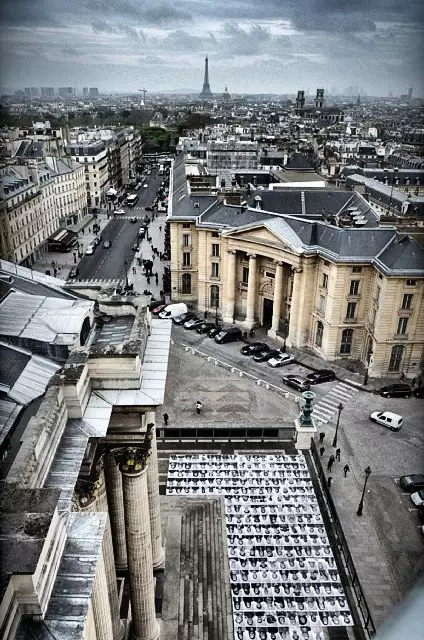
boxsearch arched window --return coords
[210,285,219,308]
[340,328,353,354]
[388,345,404,372]
[181,273,191,294]
[315,321,324,347]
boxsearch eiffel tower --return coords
[199,55,213,100]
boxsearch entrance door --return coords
[263,298,273,327]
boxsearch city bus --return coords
[126,194,138,207]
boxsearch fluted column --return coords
[288,266,303,346]
[269,261,284,338]
[245,253,257,327]
[224,249,237,322]
[145,417,165,568]
[120,450,159,640]
[92,544,114,640]
[105,453,128,570]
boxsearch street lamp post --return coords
[124,260,129,289]
[357,466,372,516]
[332,403,344,448]
[282,319,289,353]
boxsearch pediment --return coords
[228,226,296,253]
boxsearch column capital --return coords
[291,265,303,274]
[116,447,151,476]
[274,260,284,267]
[247,252,257,259]
[227,249,237,255]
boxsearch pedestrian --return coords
[132,266,136,274]
[81,228,84,234]
[411,377,416,388]
[327,477,333,489]
[155,274,159,285]
[319,446,325,457]
[319,432,325,444]
[88,227,91,233]
[335,448,341,461]
[243,331,248,340]
[327,455,335,472]
[196,400,202,415]
[400,371,405,381]
[159,225,162,232]
[160,290,164,298]
[53,268,57,278]
[147,276,150,284]
[204,310,208,320]
[343,464,350,477]
[249,328,255,338]
[163,412,169,426]
[417,376,422,388]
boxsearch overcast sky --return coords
[0,0,423,96]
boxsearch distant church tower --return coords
[199,55,213,100]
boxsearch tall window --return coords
[349,280,360,296]
[396,317,408,335]
[183,252,191,267]
[346,302,357,319]
[183,233,190,246]
[402,293,413,310]
[340,329,353,354]
[211,262,219,278]
[182,273,191,294]
[389,345,404,372]
[318,295,326,314]
[242,267,249,284]
[315,321,324,347]
[210,285,219,308]
[212,243,220,257]
[322,273,328,289]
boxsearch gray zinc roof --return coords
[375,235,424,274]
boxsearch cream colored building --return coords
[45,156,87,226]
[168,154,424,379]
[66,140,110,208]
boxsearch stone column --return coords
[145,417,165,568]
[120,450,160,640]
[105,453,128,571]
[245,253,257,327]
[269,261,284,338]
[224,249,237,322]
[92,541,114,640]
[288,266,303,346]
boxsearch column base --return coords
[152,547,165,569]
[267,328,278,339]
[243,319,255,330]
[115,561,128,572]
[294,417,317,450]
[131,619,160,640]
[222,314,234,323]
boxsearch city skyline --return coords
[0,1,423,96]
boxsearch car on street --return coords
[282,375,311,392]
[379,383,412,398]
[85,244,95,255]
[68,266,79,279]
[267,353,295,368]
[370,411,403,431]
[240,342,268,356]
[399,474,424,492]
[143,183,148,188]
[92,237,100,247]
[151,304,167,316]
[419,505,424,524]
[411,490,424,507]
[413,386,424,398]
[115,209,125,215]
[130,216,137,223]
[103,240,111,248]
[145,206,152,211]
[183,317,201,330]
[207,325,222,338]
[307,369,336,384]
[253,349,282,363]
[173,312,196,325]
[196,322,216,334]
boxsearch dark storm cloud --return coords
[91,18,142,40]
[0,0,62,26]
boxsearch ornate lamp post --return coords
[124,260,129,289]
[357,466,372,516]
[282,318,289,353]
[332,402,344,448]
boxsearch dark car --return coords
[413,386,424,398]
[253,349,281,363]
[400,475,424,492]
[68,266,79,279]
[145,206,152,211]
[92,237,100,247]
[130,216,137,223]
[173,312,196,325]
[196,322,216,334]
[282,375,311,392]
[379,383,412,398]
[207,325,222,338]
[307,369,336,384]
[240,342,268,356]
[419,504,424,524]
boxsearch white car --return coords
[267,353,295,368]
[370,411,403,431]
[85,245,95,255]
[143,183,148,188]
[115,209,125,215]
[411,490,424,507]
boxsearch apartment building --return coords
[65,141,109,208]
[45,156,87,226]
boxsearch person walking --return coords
[335,448,341,461]
[319,432,325,444]
[155,273,159,285]
[163,412,169,426]
[159,225,162,232]
[411,377,416,388]
[132,266,136,274]
[196,400,202,415]
[204,310,208,320]
[327,455,335,472]
[327,477,333,488]
[343,464,350,477]
[319,446,325,457]
[249,328,255,338]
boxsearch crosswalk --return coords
[311,382,358,425]
[67,277,125,286]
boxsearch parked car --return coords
[411,490,424,507]
[196,322,216,334]
[413,386,424,398]
[282,375,311,392]
[215,327,243,344]
[143,183,148,188]
[370,411,403,431]
[130,216,137,223]
[160,303,188,320]
[68,266,79,279]
[207,325,222,338]
[400,474,424,492]
[379,383,412,398]
[85,244,95,255]
[92,237,100,247]
[267,353,295,368]
[253,349,281,363]
[173,312,196,325]
[145,206,152,211]
[115,209,125,215]
[183,317,201,330]
[103,240,111,248]
[151,304,167,316]
[307,369,336,384]
[240,342,268,356]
